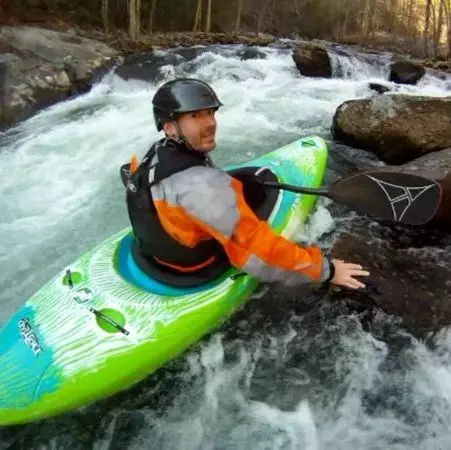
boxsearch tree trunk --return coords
[407,0,415,31]
[331,0,342,40]
[401,0,415,33]
[135,0,141,42]
[128,0,141,42]
[205,0,212,33]
[129,0,136,41]
[234,0,244,34]
[400,0,407,31]
[389,0,398,33]
[361,0,371,39]
[369,0,377,38]
[340,9,351,39]
[148,0,157,34]
[431,0,438,57]
[434,0,445,57]
[431,0,437,46]
[362,0,376,38]
[193,0,202,31]
[424,0,432,57]
[101,0,109,35]
[257,0,272,36]
[445,0,451,56]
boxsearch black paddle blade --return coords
[330,171,442,225]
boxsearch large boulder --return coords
[292,42,332,78]
[115,47,206,83]
[329,224,451,333]
[0,26,120,129]
[389,60,426,85]
[332,94,451,164]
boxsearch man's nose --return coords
[204,114,216,127]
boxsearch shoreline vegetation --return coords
[0,0,450,71]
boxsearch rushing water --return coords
[1,43,451,449]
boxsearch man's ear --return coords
[163,121,177,138]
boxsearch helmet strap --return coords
[173,120,196,151]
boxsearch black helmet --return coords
[152,78,223,131]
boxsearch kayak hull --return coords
[0,136,328,425]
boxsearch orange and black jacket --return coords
[126,138,332,286]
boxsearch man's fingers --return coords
[343,263,366,271]
[346,278,366,289]
[349,269,370,277]
[329,259,370,289]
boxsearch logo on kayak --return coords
[73,288,94,304]
[18,318,43,356]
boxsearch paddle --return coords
[257,170,443,226]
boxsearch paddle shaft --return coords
[259,180,331,198]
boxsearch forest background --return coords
[1,0,450,62]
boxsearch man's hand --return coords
[330,259,370,289]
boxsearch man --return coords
[125,78,369,289]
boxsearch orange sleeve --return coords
[182,177,330,285]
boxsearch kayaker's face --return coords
[163,108,217,152]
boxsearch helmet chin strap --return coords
[172,120,197,152]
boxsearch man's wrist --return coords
[324,258,335,285]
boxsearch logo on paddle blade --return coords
[367,175,436,222]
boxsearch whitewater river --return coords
[1,43,451,449]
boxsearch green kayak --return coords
[0,135,328,425]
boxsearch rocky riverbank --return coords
[0,26,281,130]
[0,27,122,130]
[1,25,450,131]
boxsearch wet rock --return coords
[436,171,451,226]
[329,224,451,333]
[0,26,120,130]
[54,71,71,88]
[389,60,426,85]
[332,94,451,164]
[107,411,146,450]
[368,82,391,94]
[0,425,21,450]
[115,47,205,82]
[434,59,451,72]
[237,47,267,61]
[425,65,451,80]
[292,42,332,78]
